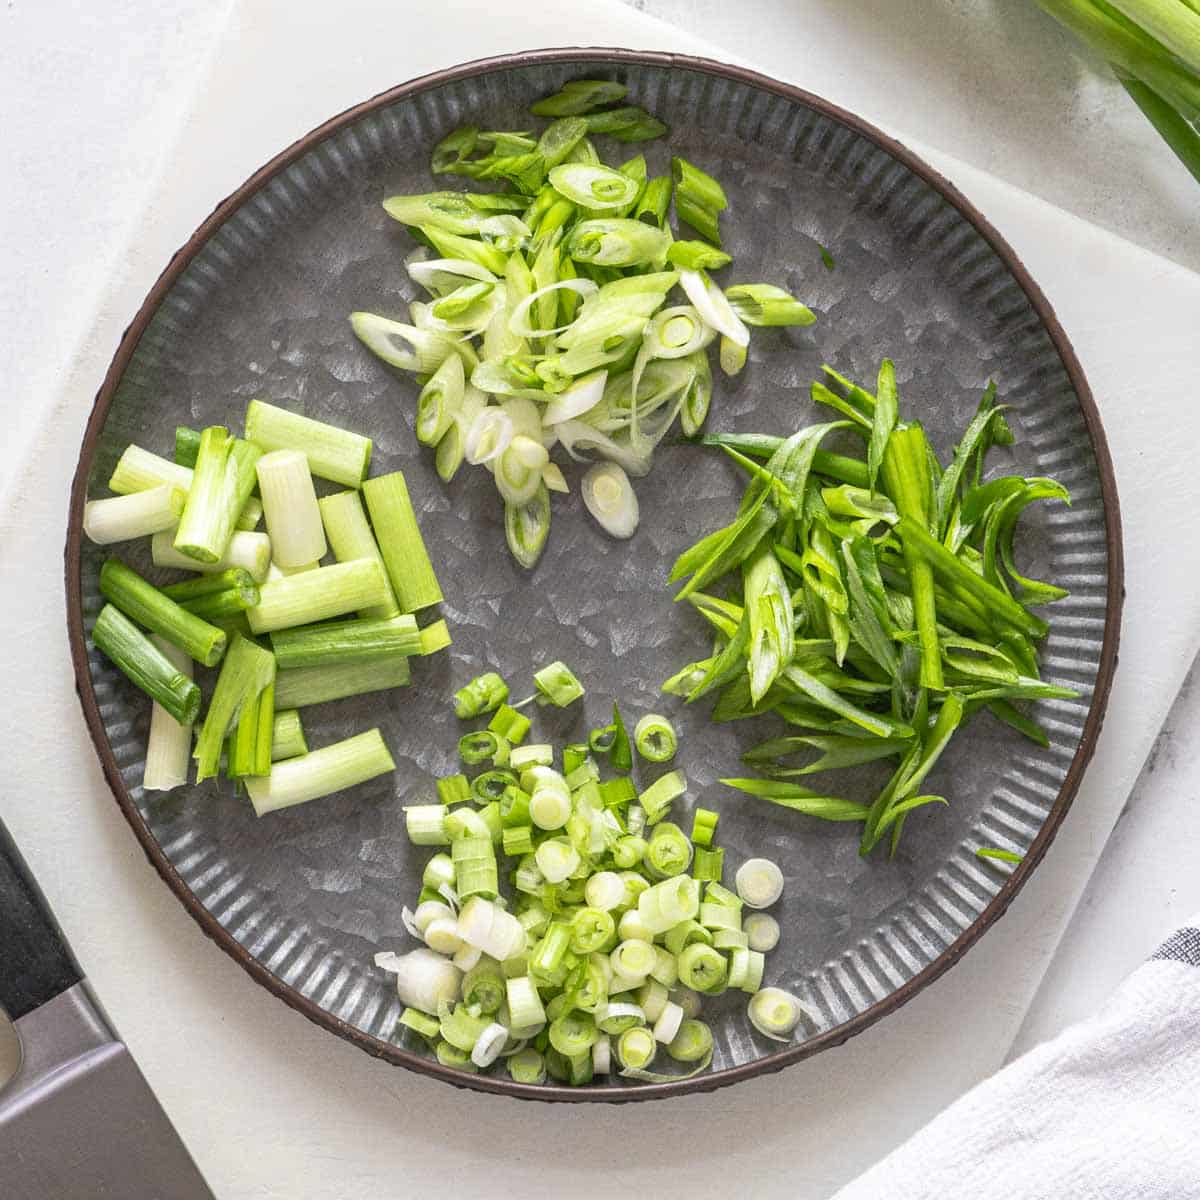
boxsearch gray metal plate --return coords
[72,56,1115,1094]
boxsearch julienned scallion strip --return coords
[380,681,785,1085]
[98,558,227,668]
[244,399,372,488]
[350,88,817,570]
[108,444,262,531]
[245,729,395,817]
[317,490,402,619]
[92,605,201,725]
[151,529,272,583]
[173,426,262,565]
[362,472,443,613]
[668,361,1074,855]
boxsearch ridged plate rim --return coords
[63,47,1123,1102]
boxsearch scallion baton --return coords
[244,399,372,487]
[172,426,262,564]
[83,484,186,545]
[151,529,271,583]
[274,656,411,709]
[107,444,262,531]
[376,671,790,1086]
[317,489,402,619]
[254,449,327,569]
[245,558,393,634]
[270,614,421,669]
[141,636,195,791]
[245,728,395,817]
[362,472,443,613]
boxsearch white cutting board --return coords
[2,1,1199,1196]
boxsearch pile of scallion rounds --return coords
[83,401,449,811]
[350,77,815,568]
[378,666,807,1085]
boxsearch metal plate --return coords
[64,50,1121,1101]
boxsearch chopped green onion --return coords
[667,240,732,271]
[459,730,504,766]
[174,426,202,468]
[747,986,807,1041]
[172,427,261,565]
[99,558,226,667]
[689,808,719,847]
[254,449,327,570]
[531,79,628,117]
[616,1026,657,1072]
[108,444,262,531]
[437,773,471,805]
[141,636,195,790]
[677,943,727,994]
[270,615,420,669]
[507,1047,546,1083]
[638,770,687,823]
[274,655,410,709]
[533,661,585,707]
[246,559,391,635]
[735,916,776,957]
[505,481,551,569]
[270,709,308,761]
[245,399,371,487]
[609,703,633,771]
[726,283,815,328]
[317,490,401,619]
[192,633,275,781]
[667,1017,713,1063]
[633,713,677,763]
[581,461,639,539]
[398,1007,440,1041]
[151,529,271,583]
[734,858,784,909]
[361,472,442,613]
[489,704,531,745]
[83,484,186,545]
[692,847,724,882]
[405,805,449,845]
[566,218,672,267]
[163,569,259,622]
[644,823,692,879]
[454,672,509,718]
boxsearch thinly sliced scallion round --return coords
[470,1022,509,1067]
[744,912,781,952]
[376,948,461,1014]
[644,305,716,359]
[464,407,513,465]
[542,369,607,425]
[747,987,810,1042]
[505,481,551,570]
[548,163,640,211]
[735,857,784,909]
[581,461,639,538]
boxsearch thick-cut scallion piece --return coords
[270,615,421,669]
[173,427,262,564]
[84,485,186,545]
[270,709,308,761]
[244,399,372,487]
[274,656,411,709]
[690,808,719,847]
[99,558,227,668]
[151,529,271,583]
[246,559,392,635]
[245,729,395,817]
[454,672,509,719]
[317,490,401,620]
[726,284,815,328]
[193,633,276,781]
[362,472,442,613]
[254,449,327,570]
[107,445,262,531]
[532,661,584,707]
[163,569,260,622]
[174,426,202,468]
[638,771,687,823]
[142,636,195,791]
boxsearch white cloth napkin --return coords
[833,916,1200,1199]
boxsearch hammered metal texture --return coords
[75,59,1112,1091]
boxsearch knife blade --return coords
[0,816,214,1199]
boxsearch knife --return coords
[0,816,214,1199]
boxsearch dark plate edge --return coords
[63,46,1125,1104]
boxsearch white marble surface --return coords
[3,1,1200,1196]
[623,0,1200,274]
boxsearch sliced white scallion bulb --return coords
[744,912,781,952]
[142,636,193,792]
[470,1022,509,1068]
[585,871,626,911]
[375,947,461,1015]
[464,407,513,465]
[669,987,703,1019]
[541,462,569,493]
[653,1001,685,1044]
[735,857,785,909]
[541,369,607,426]
[581,461,639,539]
[535,839,580,884]
[255,449,327,570]
[424,915,464,956]
[452,943,482,972]
[591,1034,612,1075]
[748,987,811,1042]
[411,900,454,935]
[84,484,187,545]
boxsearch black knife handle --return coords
[0,816,82,1020]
